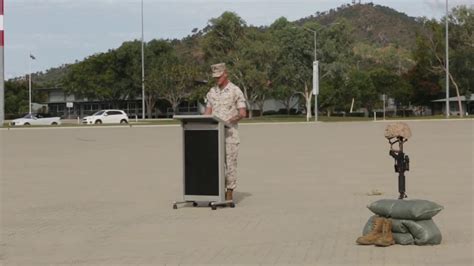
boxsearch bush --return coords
[262,110,278,116]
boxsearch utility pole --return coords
[0,0,4,125]
[141,0,146,119]
[445,0,450,118]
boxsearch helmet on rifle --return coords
[384,122,412,141]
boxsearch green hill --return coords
[27,3,424,85]
[297,3,423,49]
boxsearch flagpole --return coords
[29,54,32,114]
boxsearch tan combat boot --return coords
[225,189,233,201]
[356,217,384,245]
[375,218,395,247]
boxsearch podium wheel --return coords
[211,206,217,210]
[173,204,177,210]
[192,202,198,207]
[230,203,235,208]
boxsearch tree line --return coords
[5,6,473,118]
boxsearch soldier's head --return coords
[211,63,229,87]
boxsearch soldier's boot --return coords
[375,218,395,247]
[356,217,384,245]
[225,189,233,201]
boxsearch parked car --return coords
[10,113,61,126]
[82,110,129,125]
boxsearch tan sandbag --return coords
[384,122,412,140]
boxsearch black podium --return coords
[172,115,234,210]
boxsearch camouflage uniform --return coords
[206,82,246,190]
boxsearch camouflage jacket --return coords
[206,82,246,144]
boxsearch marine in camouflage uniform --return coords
[205,63,247,199]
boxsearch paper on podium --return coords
[173,115,232,128]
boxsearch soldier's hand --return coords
[228,116,240,124]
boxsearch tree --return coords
[268,17,300,115]
[158,63,197,114]
[270,85,299,115]
[270,21,313,121]
[231,28,275,117]
[405,65,441,106]
[64,41,141,107]
[369,68,412,115]
[416,18,463,115]
[370,68,399,95]
[353,43,415,74]
[414,6,474,116]
[201,11,246,63]
[449,6,474,108]
[201,12,275,118]
[4,79,47,116]
[144,39,175,118]
[5,80,29,115]
[345,70,377,113]
[268,18,355,119]
[391,76,413,116]
[312,20,355,115]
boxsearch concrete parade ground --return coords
[0,120,472,265]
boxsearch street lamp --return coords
[291,23,342,122]
[141,0,145,119]
[445,0,449,118]
[292,23,341,122]
[298,24,338,122]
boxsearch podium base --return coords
[173,200,235,210]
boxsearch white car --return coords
[10,113,62,126]
[82,110,129,125]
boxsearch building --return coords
[39,87,301,119]
[39,87,198,119]
[431,96,473,116]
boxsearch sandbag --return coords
[393,233,415,245]
[367,199,444,220]
[362,215,442,245]
[403,219,442,245]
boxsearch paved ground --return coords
[1,120,472,265]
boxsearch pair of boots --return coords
[356,217,395,247]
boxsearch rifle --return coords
[388,137,410,199]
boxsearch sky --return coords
[4,0,473,79]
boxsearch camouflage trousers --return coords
[225,142,239,190]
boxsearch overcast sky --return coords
[5,0,473,79]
